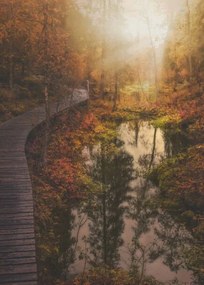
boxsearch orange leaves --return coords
[45,158,78,192]
[156,84,204,131]
[40,108,101,196]
[48,135,71,158]
[80,113,98,130]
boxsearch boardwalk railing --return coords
[0,90,89,285]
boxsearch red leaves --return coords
[80,113,98,130]
[45,158,78,192]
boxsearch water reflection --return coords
[68,121,194,284]
[163,128,189,157]
[70,140,134,273]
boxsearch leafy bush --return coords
[23,75,44,97]
[15,85,32,100]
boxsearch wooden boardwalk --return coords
[0,90,88,285]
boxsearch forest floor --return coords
[25,82,204,284]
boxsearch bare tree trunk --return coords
[136,66,145,99]
[100,68,105,99]
[112,71,119,111]
[9,55,14,89]
[42,83,50,168]
[9,1,14,89]
[146,16,159,96]
[186,0,193,81]
[100,0,107,99]
[138,247,145,285]
[134,121,140,147]
[148,127,157,171]
[101,144,107,266]
[42,1,50,167]
[102,191,107,265]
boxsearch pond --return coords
[67,121,194,284]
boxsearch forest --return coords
[0,0,204,285]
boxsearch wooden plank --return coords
[0,239,35,247]
[0,190,31,194]
[0,222,34,231]
[0,263,37,275]
[0,281,37,285]
[0,203,33,207]
[0,273,37,283]
[0,219,35,226]
[0,186,32,190]
[0,228,35,235]
[0,205,34,210]
[0,257,36,266]
[0,233,35,241]
[0,195,33,200]
[0,193,32,198]
[0,213,33,219]
[0,204,33,209]
[0,250,36,259]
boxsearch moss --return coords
[99,110,138,123]
[152,114,181,129]
[149,144,204,250]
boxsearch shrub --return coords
[0,88,15,103]
[23,75,44,97]
[15,85,32,100]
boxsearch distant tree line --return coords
[163,0,204,90]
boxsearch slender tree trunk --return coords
[146,16,159,96]
[100,69,105,99]
[100,0,106,99]
[21,60,25,77]
[9,1,14,89]
[138,248,145,285]
[186,0,193,81]
[135,121,140,147]
[86,40,92,87]
[148,127,157,171]
[42,2,50,167]
[136,66,145,99]
[112,71,118,111]
[102,191,107,265]
[42,83,50,167]
[9,55,14,89]
[101,144,107,266]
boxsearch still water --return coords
[67,121,193,283]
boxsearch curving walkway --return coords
[0,90,89,285]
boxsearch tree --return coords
[186,0,193,81]
[0,0,38,87]
[163,0,204,88]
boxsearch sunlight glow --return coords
[76,0,188,75]
[120,0,185,48]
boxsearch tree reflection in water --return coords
[71,138,134,270]
[69,121,197,284]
